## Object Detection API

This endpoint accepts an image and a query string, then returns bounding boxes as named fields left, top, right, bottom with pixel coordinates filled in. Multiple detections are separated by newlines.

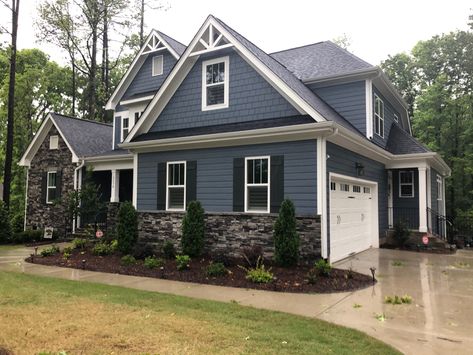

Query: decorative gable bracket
left=142, top=33, right=167, bottom=55
left=190, top=23, right=233, bottom=57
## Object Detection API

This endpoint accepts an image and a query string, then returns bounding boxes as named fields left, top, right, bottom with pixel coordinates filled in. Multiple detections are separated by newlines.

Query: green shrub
left=240, top=256, right=273, bottom=283
left=144, top=256, right=164, bottom=269
left=273, top=199, right=300, bottom=266
left=40, top=245, right=60, bottom=257
left=11, top=214, right=24, bottom=234
left=162, top=241, right=176, bottom=259
left=205, top=262, right=227, bottom=277
left=110, top=239, right=119, bottom=252
left=314, top=259, right=332, bottom=277
left=12, top=229, right=42, bottom=244
left=63, top=252, right=71, bottom=260
left=181, top=201, right=205, bottom=257
left=0, top=201, right=12, bottom=244
left=393, top=220, right=410, bottom=247
left=72, top=238, right=88, bottom=250
left=121, top=254, right=137, bottom=266
left=116, top=202, right=138, bottom=254
left=176, top=255, right=191, bottom=271
left=92, top=241, right=113, bottom=256
left=63, top=246, right=73, bottom=254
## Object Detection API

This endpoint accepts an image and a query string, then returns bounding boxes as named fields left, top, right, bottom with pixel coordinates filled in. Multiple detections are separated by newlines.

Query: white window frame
left=49, top=135, right=59, bottom=150
left=374, top=94, right=385, bottom=138
left=121, top=117, right=130, bottom=142
left=166, top=161, right=186, bottom=212
left=202, top=56, right=229, bottom=111
left=437, top=175, right=443, bottom=201
left=46, top=171, right=57, bottom=204
left=399, top=171, right=414, bottom=198
left=152, top=55, right=163, bottom=76
left=244, top=156, right=270, bottom=213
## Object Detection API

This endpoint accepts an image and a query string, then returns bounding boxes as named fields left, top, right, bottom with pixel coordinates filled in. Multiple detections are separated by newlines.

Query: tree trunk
left=71, top=52, right=76, bottom=116
left=140, top=0, right=144, bottom=47
left=87, top=1, right=98, bottom=121
left=3, top=0, right=20, bottom=209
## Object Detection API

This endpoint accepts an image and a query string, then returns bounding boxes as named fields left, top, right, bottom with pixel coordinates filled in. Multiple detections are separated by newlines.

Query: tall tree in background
left=1, top=0, right=20, bottom=209
left=137, top=0, right=168, bottom=47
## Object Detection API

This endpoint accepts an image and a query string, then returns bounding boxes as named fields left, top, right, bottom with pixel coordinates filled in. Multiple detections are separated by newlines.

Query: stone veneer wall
left=138, top=211, right=321, bottom=260
left=25, top=126, right=76, bottom=231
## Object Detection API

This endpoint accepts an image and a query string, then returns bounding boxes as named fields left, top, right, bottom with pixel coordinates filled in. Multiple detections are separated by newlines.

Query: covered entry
left=329, top=173, right=379, bottom=262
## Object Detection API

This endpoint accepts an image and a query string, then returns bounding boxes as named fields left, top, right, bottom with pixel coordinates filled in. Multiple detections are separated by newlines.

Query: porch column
left=418, top=167, right=428, bottom=232
left=111, top=169, right=120, bottom=203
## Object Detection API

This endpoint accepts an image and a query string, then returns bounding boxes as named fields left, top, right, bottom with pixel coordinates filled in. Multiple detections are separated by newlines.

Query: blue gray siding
left=392, top=168, right=419, bottom=229
left=309, top=81, right=366, bottom=135
left=372, top=86, right=400, bottom=148
left=122, top=51, right=177, bottom=100
left=150, top=49, right=299, bottom=132
left=326, top=142, right=388, bottom=235
left=113, top=116, right=121, bottom=149
left=137, top=140, right=317, bottom=215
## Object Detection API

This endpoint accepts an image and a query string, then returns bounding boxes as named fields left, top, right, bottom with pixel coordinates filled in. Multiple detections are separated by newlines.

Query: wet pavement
left=1, top=245, right=472, bottom=354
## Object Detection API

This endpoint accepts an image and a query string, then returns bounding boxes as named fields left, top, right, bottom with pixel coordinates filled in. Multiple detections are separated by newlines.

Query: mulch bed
left=25, top=247, right=375, bottom=294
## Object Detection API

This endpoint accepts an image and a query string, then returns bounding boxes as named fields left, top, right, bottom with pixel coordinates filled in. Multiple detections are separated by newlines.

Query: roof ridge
left=269, top=41, right=327, bottom=55
left=51, top=112, right=112, bottom=127
left=155, top=30, right=187, bottom=48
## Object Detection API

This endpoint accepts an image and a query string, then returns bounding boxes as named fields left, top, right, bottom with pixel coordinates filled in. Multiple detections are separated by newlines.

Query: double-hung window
left=167, top=161, right=186, bottom=211
left=399, top=171, right=414, bottom=198
left=122, top=117, right=129, bottom=141
left=46, top=171, right=57, bottom=204
left=374, top=94, right=385, bottom=138
left=152, top=55, right=163, bottom=76
left=245, top=157, right=270, bottom=213
left=202, top=56, right=229, bottom=110
left=437, top=175, right=443, bottom=200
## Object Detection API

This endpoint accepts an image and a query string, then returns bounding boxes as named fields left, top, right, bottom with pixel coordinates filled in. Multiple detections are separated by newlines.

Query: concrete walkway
left=1, top=245, right=472, bottom=355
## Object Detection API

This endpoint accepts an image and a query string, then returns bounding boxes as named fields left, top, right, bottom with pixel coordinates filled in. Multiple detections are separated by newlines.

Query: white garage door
left=330, top=177, right=375, bottom=262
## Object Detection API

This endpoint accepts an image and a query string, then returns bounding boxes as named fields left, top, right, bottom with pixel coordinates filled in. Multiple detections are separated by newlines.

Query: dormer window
left=122, top=117, right=129, bottom=141
left=152, top=55, right=163, bottom=76
left=202, top=56, right=229, bottom=111
left=374, top=94, right=384, bottom=138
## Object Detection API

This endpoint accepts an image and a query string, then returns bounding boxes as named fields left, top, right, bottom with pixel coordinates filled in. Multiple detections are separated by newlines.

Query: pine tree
left=273, top=199, right=299, bottom=266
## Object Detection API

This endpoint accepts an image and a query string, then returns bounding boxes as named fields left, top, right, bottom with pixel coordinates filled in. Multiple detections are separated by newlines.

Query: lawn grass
left=0, top=244, right=22, bottom=251
left=0, top=271, right=400, bottom=354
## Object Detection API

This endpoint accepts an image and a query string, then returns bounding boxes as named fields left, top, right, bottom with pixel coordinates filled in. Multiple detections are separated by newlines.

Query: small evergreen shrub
left=0, top=202, right=12, bottom=244
left=273, top=199, right=299, bottom=266
left=11, top=214, right=24, bottom=234
left=162, top=241, right=176, bottom=259
left=176, top=255, right=191, bottom=271
left=121, top=254, right=137, bottom=266
left=314, top=259, right=332, bottom=277
left=144, top=256, right=164, bottom=269
left=205, top=262, right=227, bottom=277
left=72, top=238, right=87, bottom=250
left=132, top=243, right=154, bottom=260
left=40, top=245, right=60, bottom=257
left=239, top=256, right=273, bottom=283
left=12, top=230, right=42, bottom=244
left=393, top=220, right=410, bottom=248
left=92, top=241, right=113, bottom=256
left=181, top=201, right=205, bottom=257
left=116, top=202, right=138, bottom=254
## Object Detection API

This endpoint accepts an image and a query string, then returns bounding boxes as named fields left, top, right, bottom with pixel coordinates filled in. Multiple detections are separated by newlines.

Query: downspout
left=72, top=159, right=85, bottom=233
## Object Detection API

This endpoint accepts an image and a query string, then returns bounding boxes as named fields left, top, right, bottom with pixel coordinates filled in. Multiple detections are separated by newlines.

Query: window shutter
left=186, top=161, right=197, bottom=206
left=233, top=158, right=244, bottom=212
left=56, top=170, right=63, bottom=199
left=270, top=155, right=284, bottom=213
left=41, top=172, right=48, bottom=204
left=157, top=162, right=166, bottom=210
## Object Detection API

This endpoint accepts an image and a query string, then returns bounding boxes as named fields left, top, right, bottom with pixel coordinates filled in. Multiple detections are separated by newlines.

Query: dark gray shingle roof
left=270, top=41, right=374, bottom=81
left=51, top=113, right=114, bottom=158
left=213, top=17, right=363, bottom=137
left=157, top=30, right=186, bottom=56
left=386, top=123, right=430, bottom=155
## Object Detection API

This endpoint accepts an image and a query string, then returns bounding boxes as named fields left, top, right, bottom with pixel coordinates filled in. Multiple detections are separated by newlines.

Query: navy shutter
left=233, top=158, right=245, bottom=212
left=186, top=161, right=197, bottom=206
left=56, top=170, right=63, bottom=199
left=41, top=172, right=48, bottom=204
left=157, top=163, right=166, bottom=210
left=270, top=155, right=284, bottom=213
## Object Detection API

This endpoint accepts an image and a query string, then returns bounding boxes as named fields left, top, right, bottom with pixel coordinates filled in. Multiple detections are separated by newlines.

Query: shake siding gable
left=309, top=81, right=366, bottom=135
left=149, top=49, right=300, bottom=133
left=137, top=140, right=317, bottom=215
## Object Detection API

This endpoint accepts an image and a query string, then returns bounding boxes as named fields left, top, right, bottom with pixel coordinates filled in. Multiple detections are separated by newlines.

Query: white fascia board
left=105, top=30, right=180, bottom=110
left=84, top=154, right=133, bottom=163
left=85, top=159, right=133, bottom=171
left=303, top=67, right=379, bottom=85
left=126, top=16, right=328, bottom=142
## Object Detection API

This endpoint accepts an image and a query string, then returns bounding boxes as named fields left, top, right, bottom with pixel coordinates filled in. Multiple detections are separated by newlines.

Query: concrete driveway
left=1, top=246, right=472, bottom=354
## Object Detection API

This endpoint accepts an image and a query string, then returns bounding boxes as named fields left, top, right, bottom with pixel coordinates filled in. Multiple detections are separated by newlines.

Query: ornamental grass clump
left=117, top=202, right=138, bottom=254
left=181, top=201, right=205, bottom=257
left=239, top=256, right=273, bottom=283
left=273, top=199, right=299, bottom=267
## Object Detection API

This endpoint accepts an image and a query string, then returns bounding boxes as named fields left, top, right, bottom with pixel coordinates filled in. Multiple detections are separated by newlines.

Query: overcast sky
left=1, top=0, right=471, bottom=66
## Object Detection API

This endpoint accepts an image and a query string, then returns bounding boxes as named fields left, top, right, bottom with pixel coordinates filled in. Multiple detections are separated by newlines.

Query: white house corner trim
left=317, top=137, right=328, bottom=259
left=418, top=167, right=428, bottom=233
left=132, top=154, right=138, bottom=208
left=365, top=79, right=373, bottom=139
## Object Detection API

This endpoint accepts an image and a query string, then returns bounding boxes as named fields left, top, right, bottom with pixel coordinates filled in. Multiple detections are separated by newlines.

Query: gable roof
left=19, top=113, right=116, bottom=166
left=125, top=15, right=364, bottom=142
left=385, top=123, right=430, bottom=155
left=105, top=30, right=185, bottom=110
left=271, top=41, right=374, bottom=82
